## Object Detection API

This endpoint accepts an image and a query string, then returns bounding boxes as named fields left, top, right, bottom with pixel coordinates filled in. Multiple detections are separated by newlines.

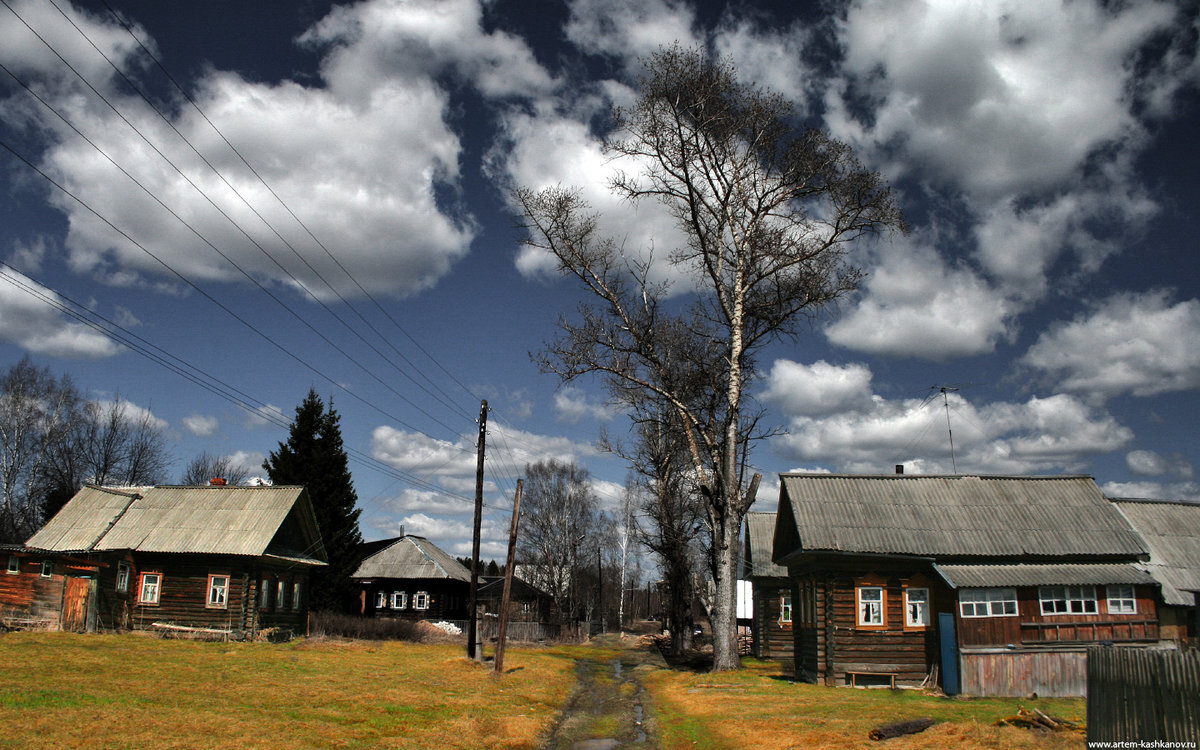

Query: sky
left=1, top=0, right=1199, bottom=562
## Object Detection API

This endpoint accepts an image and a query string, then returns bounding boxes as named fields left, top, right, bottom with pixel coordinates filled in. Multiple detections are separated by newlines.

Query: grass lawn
left=0, top=632, right=574, bottom=749
left=640, top=655, right=1086, bottom=750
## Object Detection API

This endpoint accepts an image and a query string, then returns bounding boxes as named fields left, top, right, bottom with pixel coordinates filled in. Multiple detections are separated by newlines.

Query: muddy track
left=541, top=636, right=661, bottom=750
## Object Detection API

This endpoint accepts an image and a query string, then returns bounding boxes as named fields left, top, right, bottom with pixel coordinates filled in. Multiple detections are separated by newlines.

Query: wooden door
left=60, top=576, right=90, bottom=632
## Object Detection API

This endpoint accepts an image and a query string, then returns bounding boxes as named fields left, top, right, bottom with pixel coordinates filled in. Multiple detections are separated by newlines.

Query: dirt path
left=541, top=635, right=663, bottom=750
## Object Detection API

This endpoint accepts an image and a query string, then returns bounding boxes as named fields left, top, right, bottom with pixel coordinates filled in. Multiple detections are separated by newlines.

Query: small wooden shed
left=10, top=483, right=327, bottom=637
left=773, top=474, right=1160, bottom=697
left=353, top=535, right=475, bottom=621
left=743, top=511, right=793, bottom=663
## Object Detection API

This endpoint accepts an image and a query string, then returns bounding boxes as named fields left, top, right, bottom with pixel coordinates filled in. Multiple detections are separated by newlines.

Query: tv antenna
left=933, top=385, right=960, bottom=474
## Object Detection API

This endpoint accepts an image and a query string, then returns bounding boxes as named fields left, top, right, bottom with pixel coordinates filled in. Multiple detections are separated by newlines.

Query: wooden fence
left=1087, top=647, right=1200, bottom=743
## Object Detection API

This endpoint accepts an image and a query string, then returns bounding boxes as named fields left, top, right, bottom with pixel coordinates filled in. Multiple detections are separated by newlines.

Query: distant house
left=1113, top=499, right=1200, bottom=644
left=353, top=535, right=474, bottom=621
left=773, top=473, right=1160, bottom=697
left=6, top=483, right=326, bottom=636
left=477, top=574, right=554, bottom=624
left=743, top=511, right=793, bottom=664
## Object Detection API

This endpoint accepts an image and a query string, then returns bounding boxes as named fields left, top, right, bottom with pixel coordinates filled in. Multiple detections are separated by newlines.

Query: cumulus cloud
left=760, top=359, right=873, bottom=417
left=181, top=413, right=219, bottom=437
left=766, top=360, right=1132, bottom=474
left=1023, top=292, right=1200, bottom=401
left=1125, top=450, right=1194, bottom=480
left=564, top=0, right=699, bottom=67
left=554, top=386, right=618, bottom=423
left=1101, top=480, right=1200, bottom=503
left=0, top=267, right=122, bottom=358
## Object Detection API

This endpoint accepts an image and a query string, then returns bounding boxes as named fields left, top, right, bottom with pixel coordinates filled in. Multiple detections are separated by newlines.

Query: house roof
left=744, top=512, right=787, bottom=578
left=351, top=535, right=472, bottom=582
left=775, top=474, right=1147, bottom=562
left=1112, top=499, right=1200, bottom=607
left=25, top=484, right=327, bottom=565
left=935, top=562, right=1156, bottom=589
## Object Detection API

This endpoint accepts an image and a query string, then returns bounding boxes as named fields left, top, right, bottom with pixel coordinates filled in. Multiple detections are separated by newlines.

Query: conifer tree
left=264, top=389, right=363, bottom=612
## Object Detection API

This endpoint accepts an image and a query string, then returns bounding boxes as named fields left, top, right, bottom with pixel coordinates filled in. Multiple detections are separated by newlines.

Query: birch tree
left=518, top=46, right=903, bottom=670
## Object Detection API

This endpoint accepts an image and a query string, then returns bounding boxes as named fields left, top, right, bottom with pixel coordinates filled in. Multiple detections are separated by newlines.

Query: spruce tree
left=264, top=389, right=363, bottom=612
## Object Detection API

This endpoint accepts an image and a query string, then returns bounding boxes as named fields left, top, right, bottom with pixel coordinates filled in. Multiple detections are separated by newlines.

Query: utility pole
left=493, top=479, right=522, bottom=676
left=467, top=399, right=487, bottom=661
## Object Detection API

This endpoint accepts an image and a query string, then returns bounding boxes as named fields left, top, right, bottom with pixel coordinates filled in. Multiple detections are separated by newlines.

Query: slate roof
left=1112, top=499, right=1200, bottom=607
left=775, top=474, right=1147, bottom=561
left=744, top=511, right=787, bottom=578
left=25, top=484, right=327, bottom=564
left=351, top=535, right=473, bottom=582
left=935, top=563, right=1155, bottom=589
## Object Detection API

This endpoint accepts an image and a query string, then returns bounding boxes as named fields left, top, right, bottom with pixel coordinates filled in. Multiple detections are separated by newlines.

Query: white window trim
left=375, top=591, right=387, bottom=609
left=904, top=587, right=929, bottom=628
left=1107, top=584, right=1137, bottom=615
left=40, top=560, right=53, bottom=578
left=959, top=588, right=1018, bottom=618
left=292, top=582, right=302, bottom=612
left=6, top=555, right=18, bottom=575
left=207, top=574, right=230, bottom=609
left=857, top=586, right=884, bottom=627
left=277, top=580, right=287, bottom=610
left=139, top=572, right=161, bottom=605
left=413, top=591, right=430, bottom=611
left=116, top=561, right=130, bottom=592
left=391, top=591, right=407, bottom=610
left=1039, top=586, right=1098, bottom=616
left=780, top=594, right=793, bottom=625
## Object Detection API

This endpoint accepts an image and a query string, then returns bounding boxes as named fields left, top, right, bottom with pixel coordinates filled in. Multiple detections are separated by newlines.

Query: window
left=6, top=555, right=18, bottom=575
left=375, top=591, right=387, bottom=609
left=1107, top=585, right=1137, bottom=615
left=40, top=560, right=53, bottom=578
left=780, top=594, right=793, bottom=625
left=116, top=561, right=130, bottom=592
left=277, top=580, right=287, bottom=610
left=207, top=574, right=229, bottom=609
left=292, top=582, right=302, bottom=611
left=1039, top=586, right=1098, bottom=615
left=959, top=588, right=1018, bottom=617
left=857, top=586, right=884, bottom=627
left=138, top=572, right=161, bottom=604
left=413, top=591, right=430, bottom=610
left=260, top=578, right=271, bottom=610
left=905, top=588, right=929, bottom=628
left=391, top=591, right=407, bottom=610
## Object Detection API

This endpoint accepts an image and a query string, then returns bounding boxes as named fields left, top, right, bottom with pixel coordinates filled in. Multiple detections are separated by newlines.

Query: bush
left=307, top=611, right=426, bottom=641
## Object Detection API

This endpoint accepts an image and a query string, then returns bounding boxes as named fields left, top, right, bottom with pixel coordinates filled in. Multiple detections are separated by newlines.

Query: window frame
left=6, top=555, right=18, bottom=575
left=292, top=581, right=302, bottom=611
left=40, top=559, right=53, bottom=578
left=1106, top=584, right=1137, bottom=615
left=277, top=580, right=287, bottom=610
left=412, top=591, right=430, bottom=611
left=260, top=578, right=271, bottom=610
left=138, top=572, right=162, bottom=605
left=959, top=588, right=1018, bottom=618
left=207, top=573, right=230, bottom=609
left=375, top=590, right=387, bottom=609
left=1039, top=585, right=1098, bottom=616
left=116, top=561, right=130, bottom=592
left=904, top=587, right=930, bottom=629
left=780, top=594, right=793, bottom=625
left=391, top=591, right=407, bottom=610
left=856, top=585, right=885, bottom=628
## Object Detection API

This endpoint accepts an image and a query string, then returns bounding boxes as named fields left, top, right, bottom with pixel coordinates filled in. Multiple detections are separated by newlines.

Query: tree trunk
left=710, top=511, right=742, bottom=671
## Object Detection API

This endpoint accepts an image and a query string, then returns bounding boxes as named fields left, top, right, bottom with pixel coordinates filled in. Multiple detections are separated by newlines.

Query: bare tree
left=518, top=46, right=904, bottom=669
left=516, top=459, right=600, bottom=623
left=181, top=451, right=250, bottom=486
left=0, top=358, right=80, bottom=542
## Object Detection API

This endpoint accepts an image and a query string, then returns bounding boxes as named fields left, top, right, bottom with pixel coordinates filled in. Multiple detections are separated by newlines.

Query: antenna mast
left=938, top=386, right=959, bottom=474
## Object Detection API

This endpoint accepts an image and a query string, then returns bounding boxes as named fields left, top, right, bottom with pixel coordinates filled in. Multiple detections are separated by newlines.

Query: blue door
left=938, top=611, right=960, bottom=695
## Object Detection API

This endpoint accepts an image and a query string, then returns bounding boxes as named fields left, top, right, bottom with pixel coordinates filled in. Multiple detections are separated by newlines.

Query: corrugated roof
left=935, top=563, right=1156, bottom=589
left=777, top=474, right=1147, bottom=560
left=1113, top=499, right=1200, bottom=607
left=744, top=512, right=787, bottom=577
left=351, top=536, right=473, bottom=582
left=25, top=484, right=326, bottom=564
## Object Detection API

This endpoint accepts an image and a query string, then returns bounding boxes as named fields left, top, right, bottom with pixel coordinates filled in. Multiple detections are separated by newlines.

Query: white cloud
left=381, top=488, right=476, bottom=516
left=0, top=267, right=122, bottom=358
left=1126, top=450, right=1194, bottom=480
left=227, top=450, right=265, bottom=476
left=760, top=359, right=873, bottom=417
left=181, top=414, right=219, bottom=437
left=1102, top=480, right=1200, bottom=503
left=245, top=404, right=286, bottom=429
left=91, top=398, right=168, bottom=431
left=554, top=386, right=618, bottom=423
left=564, top=0, right=699, bottom=67
left=1023, top=292, right=1200, bottom=401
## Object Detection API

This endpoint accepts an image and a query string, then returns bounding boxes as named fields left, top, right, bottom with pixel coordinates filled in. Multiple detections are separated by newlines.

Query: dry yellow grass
left=641, top=656, right=1086, bottom=750
left=0, top=632, right=574, bottom=749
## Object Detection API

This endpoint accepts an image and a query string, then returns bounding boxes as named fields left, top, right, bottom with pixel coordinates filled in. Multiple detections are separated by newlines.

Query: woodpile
left=994, top=707, right=1084, bottom=734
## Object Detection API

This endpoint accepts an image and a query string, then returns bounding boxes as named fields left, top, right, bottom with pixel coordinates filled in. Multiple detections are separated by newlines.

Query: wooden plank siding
left=961, top=649, right=1088, bottom=698
left=956, top=585, right=1159, bottom=647
left=360, top=579, right=471, bottom=622
left=0, top=553, right=69, bottom=628
left=751, top=577, right=794, bottom=665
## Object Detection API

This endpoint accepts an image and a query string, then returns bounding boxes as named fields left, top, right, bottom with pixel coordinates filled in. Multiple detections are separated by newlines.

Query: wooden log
left=869, top=718, right=936, bottom=741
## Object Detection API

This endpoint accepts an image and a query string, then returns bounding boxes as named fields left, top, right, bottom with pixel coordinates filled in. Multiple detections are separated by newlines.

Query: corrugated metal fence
left=1087, top=647, right=1200, bottom=743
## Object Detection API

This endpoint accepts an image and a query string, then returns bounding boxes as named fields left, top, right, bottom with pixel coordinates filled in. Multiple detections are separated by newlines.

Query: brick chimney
left=210, top=477, right=227, bottom=486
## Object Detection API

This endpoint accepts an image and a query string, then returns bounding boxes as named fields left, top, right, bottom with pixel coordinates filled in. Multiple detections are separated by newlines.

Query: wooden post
left=493, top=480, right=523, bottom=675
left=467, top=400, right=487, bottom=661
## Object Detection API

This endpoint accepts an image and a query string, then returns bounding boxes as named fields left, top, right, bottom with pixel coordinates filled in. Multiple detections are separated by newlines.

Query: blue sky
left=1, top=0, right=1198, bottom=560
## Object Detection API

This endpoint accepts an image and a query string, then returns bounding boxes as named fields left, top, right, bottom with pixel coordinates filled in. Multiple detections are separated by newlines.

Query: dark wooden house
left=1113, top=498, right=1200, bottom=645
left=9, top=483, right=327, bottom=637
left=477, top=575, right=554, bottom=623
left=773, top=473, right=1160, bottom=697
left=353, top=535, right=474, bottom=621
left=744, top=511, right=793, bottom=664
